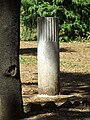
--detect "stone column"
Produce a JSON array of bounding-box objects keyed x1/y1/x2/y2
[
  {"x1": 0, "y1": 0, "x2": 23, "y2": 120},
  {"x1": 37, "y1": 17, "x2": 60, "y2": 95}
]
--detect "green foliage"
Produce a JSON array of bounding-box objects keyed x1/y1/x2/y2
[
  {"x1": 20, "y1": 0, "x2": 90, "y2": 41},
  {"x1": 72, "y1": 0, "x2": 90, "y2": 5}
]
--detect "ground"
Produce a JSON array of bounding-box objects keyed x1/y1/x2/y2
[{"x1": 20, "y1": 41, "x2": 90, "y2": 120}]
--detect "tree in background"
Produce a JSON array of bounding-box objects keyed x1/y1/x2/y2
[{"x1": 20, "y1": 0, "x2": 90, "y2": 41}]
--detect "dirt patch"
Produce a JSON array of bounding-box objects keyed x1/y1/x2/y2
[{"x1": 20, "y1": 41, "x2": 90, "y2": 120}]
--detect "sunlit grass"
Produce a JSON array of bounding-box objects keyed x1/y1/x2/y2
[
  {"x1": 19, "y1": 55, "x2": 37, "y2": 64},
  {"x1": 60, "y1": 60, "x2": 85, "y2": 68}
]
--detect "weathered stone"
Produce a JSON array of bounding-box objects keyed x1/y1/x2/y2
[{"x1": 37, "y1": 17, "x2": 60, "y2": 95}]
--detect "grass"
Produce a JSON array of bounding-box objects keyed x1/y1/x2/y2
[
  {"x1": 19, "y1": 56, "x2": 37, "y2": 65},
  {"x1": 20, "y1": 41, "x2": 90, "y2": 120},
  {"x1": 60, "y1": 60, "x2": 85, "y2": 68},
  {"x1": 20, "y1": 41, "x2": 90, "y2": 73},
  {"x1": 60, "y1": 42, "x2": 90, "y2": 73}
]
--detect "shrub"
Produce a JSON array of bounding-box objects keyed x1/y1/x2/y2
[{"x1": 20, "y1": 0, "x2": 90, "y2": 41}]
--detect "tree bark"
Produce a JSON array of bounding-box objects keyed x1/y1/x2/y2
[
  {"x1": 37, "y1": 17, "x2": 60, "y2": 95},
  {"x1": 0, "y1": 0, "x2": 23, "y2": 119}
]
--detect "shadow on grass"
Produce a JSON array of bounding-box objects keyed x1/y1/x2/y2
[
  {"x1": 22, "y1": 82, "x2": 38, "y2": 86},
  {"x1": 22, "y1": 103, "x2": 90, "y2": 120},
  {"x1": 60, "y1": 72, "x2": 90, "y2": 100},
  {"x1": 21, "y1": 72, "x2": 90, "y2": 120},
  {"x1": 19, "y1": 48, "x2": 37, "y2": 55},
  {"x1": 60, "y1": 47, "x2": 76, "y2": 52},
  {"x1": 58, "y1": 110, "x2": 90, "y2": 120},
  {"x1": 19, "y1": 47, "x2": 75, "y2": 56}
]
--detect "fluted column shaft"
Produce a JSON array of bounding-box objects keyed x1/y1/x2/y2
[{"x1": 37, "y1": 17, "x2": 60, "y2": 95}]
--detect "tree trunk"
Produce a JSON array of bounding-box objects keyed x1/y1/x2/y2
[
  {"x1": 37, "y1": 17, "x2": 60, "y2": 95},
  {"x1": 0, "y1": 0, "x2": 23, "y2": 120}
]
